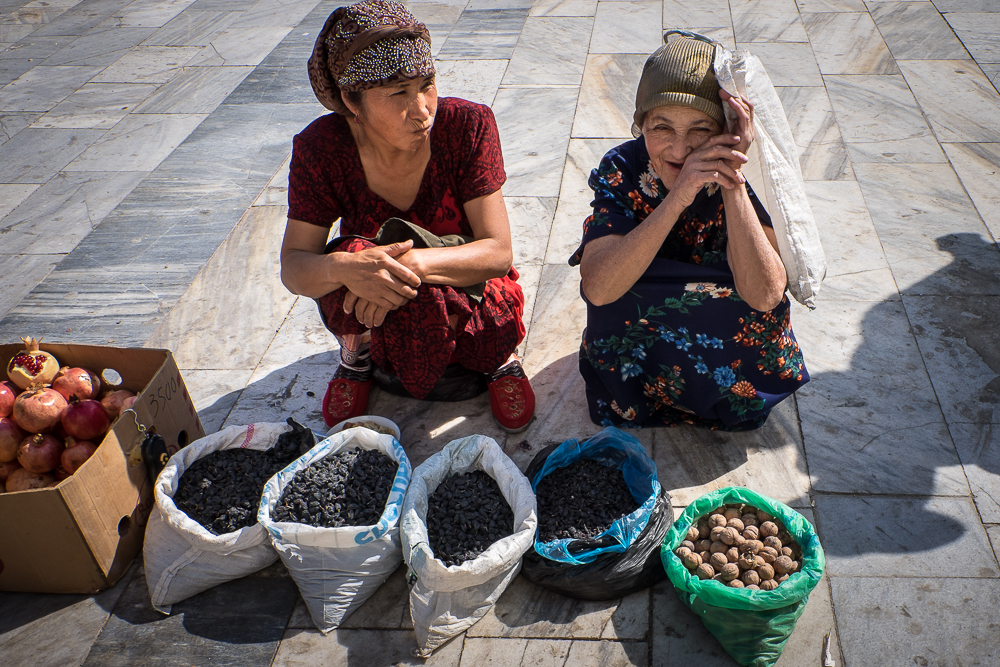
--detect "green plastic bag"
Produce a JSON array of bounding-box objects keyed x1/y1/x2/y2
[{"x1": 661, "y1": 487, "x2": 825, "y2": 667}]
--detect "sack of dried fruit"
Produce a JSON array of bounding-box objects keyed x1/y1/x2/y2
[
  {"x1": 258, "y1": 425, "x2": 411, "y2": 634},
  {"x1": 520, "y1": 426, "x2": 671, "y2": 600},
  {"x1": 661, "y1": 486, "x2": 825, "y2": 667},
  {"x1": 144, "y1": 420, "x2": 315, "y2": 613},
  {"x1": 401, "y1": 434, "x2": 537, "y2": 657}
]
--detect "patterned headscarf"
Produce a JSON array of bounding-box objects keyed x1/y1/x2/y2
[{"x1": 308, "y1": 1, "x2": 435, "y2": 115}]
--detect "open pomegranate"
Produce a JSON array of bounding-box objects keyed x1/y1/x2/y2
[
  {"x1": 100, "y1": 390, "x2": 136, "y2": 420},
  {"x1": 62, "y1": 398, "x2": 110, "y2": 441},
  {"x1": 62, "y1": 437, "x2": 98, "y2": 474},
  {"x1": 0, "y1": 417, "x2": 26, "y2": 463},
  {"x1": 13, "y1": 385, "x2": 68, "y2": 433},
  {"x1": 6, "y1": 467, "x2": 55, "y2": 491},
  {"x1": 7, "y1": 337, "x2": 60, "y2": 390},
  {"x1": 18, "y1": 433, "x2": 64, "y2": 473},
  {"x1": 0, "y1": 380, "x2": 18, "y2": 418},
  {"x1": 52, "y1": 367, "x2": 101, "y2": 401}
]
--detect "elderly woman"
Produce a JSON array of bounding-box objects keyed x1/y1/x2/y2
[
  {"x1": 571, "y1": 34, "x2": 809, "y2": 430},
  {"x1": 280, "y1": 1, "x2": 534, "y2": 432}
]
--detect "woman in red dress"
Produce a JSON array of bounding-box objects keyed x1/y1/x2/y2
[{"x1": 279, "y1": 1, "x2": 534, "y2": 432}]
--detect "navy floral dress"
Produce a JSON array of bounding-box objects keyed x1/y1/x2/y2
[{"x1": 569, "y1": 136, "x2": 809, "y2": 431}]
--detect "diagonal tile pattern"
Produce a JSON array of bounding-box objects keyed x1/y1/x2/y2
[{"x1": 2, "y1": 0, "x2": 1000, "y2": 666}]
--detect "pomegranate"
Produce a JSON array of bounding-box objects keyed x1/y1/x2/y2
[
  {"x1": 62, "y1": 398, "x2": 110, "y2": 441},
  {"x1": 0, "y1": 417, "x2": 27, "y2": 463},
  {"x1": 121, "y1": 395, "x2": 138, "y2": 412},
  {"x1": 6, "y1": 467, "x2": 55, "y2": 491},
  {"x1": 52, "y1": 366, "x2": 101, "y2": 401},
  {"x1": 0, "y1": 459, "x2": 21, "y2": 483},
  {"x1": 54, "y1": 466, "x2": 71, "y2": 481},
  {"x1": 18, "y1": 433, "x2": 64, "y2": 473},
  {"x1": 7, "y1": 337, "x2": 60, "y2": 390},
  {"x1": 0, "y1": 380, "x2": 18, "y2": 417},
  {"x1": 12, "y1": 385, "x2": 68, "y2": 433},
  {"x1": 62, "y1": 437, "x2": 98, "y2": 474},
  {"x1": 100, "y1": 390, "x2": 136, "y2": 420}
]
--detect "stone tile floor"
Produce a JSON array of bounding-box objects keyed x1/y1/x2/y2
[{"x1": 2, "y1": 0, "x2": 1000, "y2": 665}]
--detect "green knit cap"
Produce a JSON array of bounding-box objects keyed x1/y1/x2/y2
[{"x1": 632, "y1": 34, "x2": 724, "y2": 137}]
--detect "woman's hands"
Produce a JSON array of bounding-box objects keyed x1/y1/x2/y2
[
  {"x1": 720, "y1": 89, "x2": 754, "y2": 158},
  {"x1": 667, "y1": 135, "x2": 748, "y2": 208},
  {"x1": 342, "y1": 240, "x2": 421, "y2": 328}
]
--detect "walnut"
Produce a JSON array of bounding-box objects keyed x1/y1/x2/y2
[
  {"x1": 686, "y1": 526, "x2": 700, "y2": 542},
  {"x1": 759, "y1": 521, "x2": 779, "y2": 538},
  {"x1": 699, "y1": 551, "x2": 711, "y2": 563},
  {"x1": 712, "y1": 573, "x2": 726, "y2": 583},
  {"x1": 756, "y1": 562, "x2": 775, "y2": 580},
  {"x1": 726, "y1": 547, "x2": 740, "y2": 563},
  {"x1": 780, "y1": 546, "x2": 794, "y2": 558},
  {"x1": 720, "y1": 527, "x2": 739, "y2": 545},
  {"x1": 709, "y1": 514, "x2": 728, "y2": 528},
  {"x1": 738, "y1": 552, "x2": 758, "y2": 570},
  {"x1": 763, "y1": 536, "x2": 783, "y2": 550},
  {"x1": 745, "y1": 584, "x2": 761, "y2": 591},
  {"x1": 774, "y1": 556, "x2": 795, "y2": 574},
  {"x1": 710, "y1": 552, "x2": 729, "y2": 570},
  {"x1": 742, "y1": 525, "x2": 759, "y2": 541},
  {"x1": 741, "y1": 513, "x2": 759, "y2": 528},
  {"x1": 727, "y1": 517, "x2": 745, "y2": 532},
  {"x1": 758, "y1": 547, "x2": 777, "y2": 564},
  {"x1": 710, "y1": 541, "x2": 728, "y2": 554},
  {"x1": 697, "y1": 520, "x2": 711, "y2": 540},
  {"x1": 732, "y1": 532, "x2": 747, "y2": 547},
  {"x1": 776, "y1": 573, "x2": 790, "y2": 584},
  {"x1": 695, "y1": 539, "x2": 712, "y2": 552},
  {"x1": 695, "y1": 563, "x2": 715, "y2": 580},
  {"x1": 720, "y1": 563, "x2": 740, "y2": 581},
  {"x1": 723, "y1": 507, "x2": 741, "y2": 521},
  {"x1": 675, "y1": 547, "x2": 692, "y2": 560},
  {"x1": 681, "y1": 540, "x2": 696, "y2": 551},
  {"x1": 756, "y1": 509, "x2": 774, "y2": 523},
  {"x1": 710, "y1": 526, "x2": 727, "y2": 542},
  {"x1": 742, "y1": 570, "x2": 760, "y2": 586},
  {"x1": 710, "y1": 507, "x2": 726, "y2": 517},
  {"x1": 759, "y1": 579, "x2": 778, "y2": 591},
  {"x1": 740, "y1": 539, "x2": 763, "y2": 555},
  {"x1": 682, "y1": 551, "x2": 703, "y2": 570},
  {"x1": 727, "y1": 579, "x2": 745, "y2": 588}
]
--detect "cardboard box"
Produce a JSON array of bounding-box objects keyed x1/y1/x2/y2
[{"x1": 0, "y1": 344, "x2": 205, "y2": 594}]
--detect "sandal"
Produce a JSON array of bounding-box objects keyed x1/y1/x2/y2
[
  {"x1": 488, "y1": 359, "x2": 535, "y2": 433},
  {"x1": 322, "y1": 365, "x2": 372, "y2": 427}
]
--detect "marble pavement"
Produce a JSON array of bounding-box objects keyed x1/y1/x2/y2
[{"x1": 2, "y1": 0, "x2": 1000, "y2": 665}]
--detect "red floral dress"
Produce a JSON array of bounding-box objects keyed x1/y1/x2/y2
[{"x1": 288, "y1": 97, "x2": 526, "y2": 399}]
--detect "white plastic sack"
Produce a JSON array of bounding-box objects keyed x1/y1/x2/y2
[
  {"x1": 670, "y1": 31, "x2": 826, "y2": 309},
  {"x1": 143, "y1": 422, "x2": 293, "y2": 613},
  {"x1": 401, "y1": 435, "x2": 537, "y2": 657},
  {"x1": 258, "y1": 426, "x2": 411, "y2": 634}
]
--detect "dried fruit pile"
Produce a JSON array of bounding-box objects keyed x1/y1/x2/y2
[
  {"x1": 271, "y1": 448, "x2": 397, "y2": 528},
  {"x1": 426, "y1": 470, "x2": 514, "y2": 567},
  {"x1": 535, "y1": 458, "x2": 639, "y2": 542},
  {"x1": 674, "y1": 503, "x2": 802, "y2": 590},
  {"x1": 174, "y1": 425, "x2": 312, "y2": 535}
]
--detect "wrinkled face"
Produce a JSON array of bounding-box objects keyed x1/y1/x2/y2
[
  {"x1": 353, "y1": 75, "x2": 438, "y2": 151},
  {"x1": 641, "y1": 105, "x2": 722, "y2": 190}
]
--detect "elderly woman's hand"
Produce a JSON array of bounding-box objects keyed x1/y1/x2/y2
[
  {"x1": 666, "y1": 135, "x2": 748, "y2": 208},
  {"x1": 719, "y1": 89, "x2": 754, "y2": 161}
]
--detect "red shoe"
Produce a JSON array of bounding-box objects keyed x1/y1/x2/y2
[
  {"x1": 488, "y1": 361, "x2": 535, "y2": 433},
  {"x1": 322, "y1": 376, "x2": 372, "y2": 427}
]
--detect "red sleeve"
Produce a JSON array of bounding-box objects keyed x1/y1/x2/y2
[
  {"x1": 287, "y1": 123, "x2": 343, "y2": 229},
  {"x1": 453, "y1": 102, "x2": 506, "y2": 205}
]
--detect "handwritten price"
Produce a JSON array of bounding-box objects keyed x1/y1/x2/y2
[{"x1": 146, "y1": 375, "x2": 180, "y2": 419}]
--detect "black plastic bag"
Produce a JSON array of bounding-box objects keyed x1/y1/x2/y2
[{"x1": 520, "y1": 435, "x2": 671, "y2": 601}]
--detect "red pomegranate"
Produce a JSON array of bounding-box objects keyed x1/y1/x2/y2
[
  {"x1": 7, "y1": 337, "x2": 60, "y2": 390},
  {"x1": 0, "y1": 380, "x2": 18, "y2": 418},
  {"x1": 62, "y1": 438, "x2": 98, "y2": 474},
  {"x1": 18, "y1": 433, "x2": 64, "y2": 473},
  {"x1": 54, "y1": 466, "x2": 71, "y2": 481},
  {"x1": 100, "y1": 390, "x2": 136, "y2": 420},
  {"x1": 12, "y1": 385, "x2": 68, "y2": 433},
  {"x1": 6, "y1": 467, "x2": 55, "y2": 491},
  {"x1": 0, "y1": 417, "x2": 26, "y2": 463},
  {"x1": 52, "y1": 366, "x2": 101, "y2": 401},
  {"x1": 62, "y1": 398, "x2": 110, "y2": 441},
  {"x1": 0, "y1": 459, "x2": 21, "y2": 483}
]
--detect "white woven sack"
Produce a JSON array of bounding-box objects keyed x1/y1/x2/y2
[
  {"x1": 258, "y1": 426, "x2": 412, "y2": 634},
  {"x1": 401, "y1": 435, "x2": 537, "y2": 657},
  {"x1": 711, "y1": 40, "x2": 827, "y2": 309},
  {"x1": 143, "y1": 422, "x2": 294, "y2": 613}
]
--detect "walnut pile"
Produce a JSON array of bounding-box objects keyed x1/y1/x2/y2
[{"x1": 675, "y1": 503, "x2": 802, "y2": 590}]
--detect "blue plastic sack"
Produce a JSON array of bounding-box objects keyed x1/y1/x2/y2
[{"x1": 531, "y1": 427, "x2": 661, "y2": 565}]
